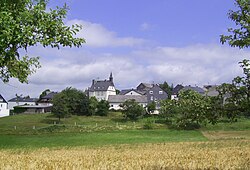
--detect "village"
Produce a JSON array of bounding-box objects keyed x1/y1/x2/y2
[{"x1": 0, "y1": 73, "x2": 219, "y2": 117}]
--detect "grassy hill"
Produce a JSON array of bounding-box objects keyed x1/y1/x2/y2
[{"x1": 0, "y1": 112, "x2": 249, "y2": 149}]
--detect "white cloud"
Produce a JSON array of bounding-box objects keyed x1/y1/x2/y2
[
  {"x1": 67, "y1": 19, "x2": 147, "y2": 47},
  {"x1": 140, "y1": 22, "x2": 151, "y2": 31},
  {"x1": 1, "y1": 18, "x2": 249, "y2": 101}
]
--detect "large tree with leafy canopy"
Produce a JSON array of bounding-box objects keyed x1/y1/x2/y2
[
  {"x1": 220, "y1": 0, "x2": 250, "y2": 117},
  {"x1": 0, "y1": 0, "x2": 85, "y2": 83},
  {"x1": 220, "y1": 0, "x2": 250, "y2": 48}
]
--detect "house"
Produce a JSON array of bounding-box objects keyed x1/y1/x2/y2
[
  {"x1": 37, "y1": 92, "x2": 57, "y2": 106},
  {"x1": 8, "y1": 96, "x2": 38, "y2": 110},
  {"x1": 171, "y1": 84, "x2": 184, "y2": 100},
  {"x1": 13, "y1": 105, "x2": 52, "y2": 114},
  {"x1": 108, "y1": 95, "x2": 147, "y2": 110},
  {"x1": 0, "y1": 94, "x2": 9, "y2": 117},
  {"x1": 204, "y1": 85, "x2": 219, "y2": 97},
  {"x1": 182, "y1": 85, "x2": 206, "y2": 95},
  {"x1": 136, "y1": 83, "x2": 153, "y2": 94},
  {"x1": 146, "y1": 84, "x2": 168, "y2": 108},
  {"x1": 171, "y1": 85, "x2": 205, "y2": 100},
  {"x1": 88, "y1": 73, "x2": 116, "y2": 101},
  {"x1": 119, "y1": 89, "x2": 144, "y2": 95}
]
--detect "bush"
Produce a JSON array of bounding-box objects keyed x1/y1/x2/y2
[{"x1": 120, "y1": 99, "x2": 145, "y2": 120}]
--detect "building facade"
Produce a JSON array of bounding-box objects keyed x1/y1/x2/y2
[
  {"x1": 0, "y1": 95, "x2": 9, "y2": 117},
  {"x1": 88, "y1": 73, "x2": 116, "y2": 101}
]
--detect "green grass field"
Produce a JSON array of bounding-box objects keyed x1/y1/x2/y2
[{"x1": 0, "y1": 112, "x2": 249, "y2": 149}]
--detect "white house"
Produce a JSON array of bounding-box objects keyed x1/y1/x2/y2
[
  {"x1": 108, "y1": 95, "x2": 148, "y2": 110},
  {"x1": 0, "y1": 95, "x2": 9, "y2": 117},
  {"x1": 8, "y1": 97, "x2": 38, "y2": 110},
  {"x1": 88, "y1": 73, "x2": 116, "y2": 101},
  {"x1": 119, "y1": 89, "x2": 144, "y2": 96}
]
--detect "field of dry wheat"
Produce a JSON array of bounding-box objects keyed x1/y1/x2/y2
[{"x1": 0, "y1": 140, "x2": 249, "y2": 170}]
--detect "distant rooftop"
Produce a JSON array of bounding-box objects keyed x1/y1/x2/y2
[
  {"x1": 108, "y1": 95, "x2": 147, "y2": 103},
  {"x1": 8, "y1": 97, "x2": 38, "y2": 103}
]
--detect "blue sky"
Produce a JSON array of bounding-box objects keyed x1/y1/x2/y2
[{"x1": 1, "y1": 0, "x2": 249, "y2": 100}]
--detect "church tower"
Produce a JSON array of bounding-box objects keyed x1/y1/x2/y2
[{"x1": 109, "y1": 72, "x2": 113, "y2": 82}]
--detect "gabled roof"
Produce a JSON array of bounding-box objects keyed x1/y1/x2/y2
[
  {"x1": 172, "y1": 84, "x2": 184, "y2": 95},
  {"x1": 182, "y1": 86, "x2": 205, "y2": 94},
  {"x1": 8, "y1": 97, "x2": 38, "y2": 103},
  {"x1": 0, "y1": 94, "x2": 7, "y2": 103},
  {"x1": 108, "y1": 95, "x2": 147, "y2": 103},
  {"x1": 40, "y1": 92, "x2": 58, "y2": 99},
  {"x1": 119, "y1": 89, "x2": 144, "y2": 95},
  {"x1": 89, "y1": 80, "x2": 114, "y2": 92}
]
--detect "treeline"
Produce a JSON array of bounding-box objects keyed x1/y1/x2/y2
[
  {"x1": 52, "y1": 88, "x2": 109, "y2": 121},
  {"x1": 160, "y1": 59, "x2": 250, "y2": 129}
]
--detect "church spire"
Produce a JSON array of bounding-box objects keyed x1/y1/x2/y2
[{"x1": 109, "y1": 72, "x2": 113, "y2": 82}]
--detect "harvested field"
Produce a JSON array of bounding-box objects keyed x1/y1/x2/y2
[{"x1": 0, "y1": 140, "x2": 249, "y2": 170}]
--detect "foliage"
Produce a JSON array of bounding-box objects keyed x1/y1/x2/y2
[
  {"x1": 51, "y1": 92, "x2": 69, "y2": 122},
  {"x1": 146, "y1": 101, "x2": 156, "y2": 114},
  {"x1": 39, "y1": 89, "x2": 50, "y2": 99},
  {"x1": 160, "y1": 90, "x2": 219, "y2": 129},
  {"x1": 52, "y1": 87, "x2": 89, "y2": 121},
  {"x1": 220, "y1": 0, "x2": 250, "y2": 48},
  {"x1": 220, "y1": 0, "x2": 250, "y2": 119},
  {"x1": 0, "y1": 0, "x2": 85, "y2": 83},
  {"x1": 88, "y1": 97, "x2": 98, "y2": 116},
  {"x1": 13, "y1": 106, "x2": 28, "y2": 114},
  {"x1": 159, "y1": 81, "x2": 173, "y2": 99},
  {"x1": 217, "y1": 60, "x2": 250, "y2": 118},
  {"x1": 120, "y1": 99, "x2": 145, "y2": 120},
  {"x1": 96, "y1": 100, "x2": 109, "y2": 116}
]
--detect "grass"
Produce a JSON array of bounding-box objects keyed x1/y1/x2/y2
[
  {"x1": 0, "y1": 112, "x2": 249, "y2": 149},
  {"x1": 0, "y1": 129, "x2": 207, "y2": 149}
]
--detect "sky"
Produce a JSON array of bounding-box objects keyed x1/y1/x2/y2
[{"x1": 1, "y1": 0, "x2": 249, "y2": 100}]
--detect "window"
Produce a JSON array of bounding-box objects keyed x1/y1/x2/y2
[
  {"x1": 159, "y1": 91, "x2": 163, "y2": 94},
  {"x1": 149, "y1": 91, "x2": 153, "y2": 94},
  {"x1": 0, "y1": 104, "x2": 2, "y2": 108}
]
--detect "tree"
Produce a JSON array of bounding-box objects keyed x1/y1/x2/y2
[
  {"x1": 159, "y1": 81, "x2": 173, "y2": 99},
  {"x1": 88, "y1": 97, "x2": 98, "y2": 116},
  {"x1": 52, "y1": 87, "x2": 90, "y2": 119},
  {"x1": 146, "y1": 101, "x2": 156, "y2": 114},
  {"x1": 96, "y1": 100, "x2": 109, "y2": 116},
  {"x1": 0, "y1": 0, "x2": 85, "y2": 83},
  {"x1": 160, "y1": 90, "x2": 217, "y2": 130},
  {"x1": 52, "y1": 92, "x2": 69, "y2": 122},
  {"x1": 120, "y1": 99, "x2": 145, "y2": 120},
  {"x1": 217, "y1": 60, "x2": 250, "y2": 118},
  {"x1": 220, "y1": 0, "x2": 250, "y2": 48},
  {"x1": 220, "y1": 0, "x2": 250, "y2": 117}
]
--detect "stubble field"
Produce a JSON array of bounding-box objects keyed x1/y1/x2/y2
[{"x1": 0, "y1": 139, "x2": 249, "y2": 170}]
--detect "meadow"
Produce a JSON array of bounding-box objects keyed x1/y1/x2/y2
[{"x1": 0, "y1": 113, "x2": 249, "y2": 169}]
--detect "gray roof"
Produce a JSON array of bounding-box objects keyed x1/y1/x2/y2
[
  {"x1": 172, "y1": 84, "x2": 184, "y2": 95},
  {"x1": 0, "y1": 94, "x2": 7, "y2": 103},
  {"x1": 8, "y1": 97, "x2": 38, "y2": 103},
  {"x1": 182, "y1": 86, "x2": 205, "y2": 94},
  {"x1": 89, "y1": 80, "x2": 114, "y2": 92},
  {"x1": 108, "y1": 95, "x2": 147, "y2": 103},
  {"x1": 40, "y1": 92, "x2": 58, "y2": 99},
  {"x1": 119, "y1": 89, "x2": 144, "y2": 95}
]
